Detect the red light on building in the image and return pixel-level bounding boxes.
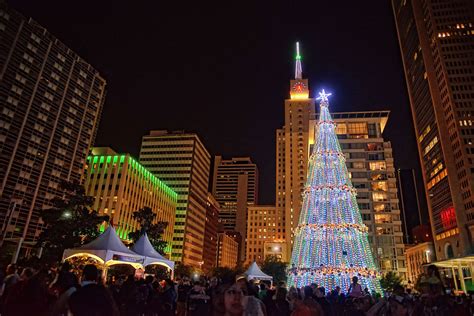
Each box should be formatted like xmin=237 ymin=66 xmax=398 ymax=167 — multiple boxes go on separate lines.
xmin=440 ymin=206 xmax=456 ymax=230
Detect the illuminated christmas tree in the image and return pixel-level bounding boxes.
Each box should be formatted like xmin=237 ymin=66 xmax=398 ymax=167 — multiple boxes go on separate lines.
xmin=287 ymin=90 xmax=381 ymax=293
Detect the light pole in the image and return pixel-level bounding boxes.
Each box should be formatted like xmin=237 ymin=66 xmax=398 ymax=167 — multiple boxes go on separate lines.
xmin=397 ymin=169 xmax=410 ymax=244
xmin=0 ymin=203 xmax=17 ymax=248
xmin=411 ymin=169 xmax=423 ymax=225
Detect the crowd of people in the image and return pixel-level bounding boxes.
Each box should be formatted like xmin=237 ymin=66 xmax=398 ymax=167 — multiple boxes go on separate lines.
xmin=0 ymin=262 xmax=473 ymax=316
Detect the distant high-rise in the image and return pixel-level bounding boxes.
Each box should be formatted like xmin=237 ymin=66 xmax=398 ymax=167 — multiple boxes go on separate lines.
xmin=393 ymin=0 xmax=474 ymax=260
xmin=84 ymin=147 xmax=177 ymax=257
xmin=202 ymin=193 xmax=220 ymax=272
xmin=0 ymin=3 xmax=106 ymax=250
xmin=211 ymin=156 xmax=258 ymax=260
xmin=245 ymin=205 xmax=286 ymax=264
xmin=211 ymin=156 xmax=258 ymax=230
xmin=139 ymin=131 xmax=211 ymax=267
xmin=216 ymin=232 xmax=238 ymax=269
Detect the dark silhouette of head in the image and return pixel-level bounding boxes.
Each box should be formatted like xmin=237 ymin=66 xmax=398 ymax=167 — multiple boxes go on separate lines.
xmin=82 ymin=264 xmax=98 ymax=282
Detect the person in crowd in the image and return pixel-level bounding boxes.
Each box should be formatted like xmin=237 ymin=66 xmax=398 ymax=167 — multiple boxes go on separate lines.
xmin=0 ymin=264 xmax=19 ymax=300
xmin=302 ymin=286 xmax=323 ymax=316
xmin=176 ymin=277 xmax=192 ymax=316
xmin=50 ymin=268 xmax=79 ymax=316
xmin=161 ymin=278 xmax=177 ymax=315
xmin=257 ymin=283 xmax=267 ymax=301
xmin=3 ymin=268 xmax=52 ymax=316
xmin=68 ymin=264 xmax=118 ymax=316
xmin=314 ymin=286 xmax=331 ymax=316
xmin=236 ymin=276 xmax=266 ymax=316
xmin=268 ymin=286 xmax=290 ymax=316
xmin=212 ymin=282 xmax=244 ymax=316
xmin=187 ymin=279 xmax=211 ymax=315
xmin=347 ymin=276 xmax=363 ymax=298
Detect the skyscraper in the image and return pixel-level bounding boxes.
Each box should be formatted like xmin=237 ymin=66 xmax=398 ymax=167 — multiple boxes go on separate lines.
xmin=276 ymin=43 xmax=315 ymax=260
xmin=392 ymin=0 xmax=474 ymax=260
xmin=139 ymin=130 xmax=211 ymax=267
xmin=211 ymin=156 xmax=258 ymax=261
xmin=202 ymin=193 xmax=220 ymax=272
xmin=0 ymin=3 xmax=106 ymax=251
xmin=212 ymin=156 xmax=259 ymax=231
xmin=84 ymin=147 xmax=177 ymax=257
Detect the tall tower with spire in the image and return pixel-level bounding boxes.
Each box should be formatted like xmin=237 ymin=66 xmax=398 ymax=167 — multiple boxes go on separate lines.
xmin=276 ymin=43 xmax=315 ymax=262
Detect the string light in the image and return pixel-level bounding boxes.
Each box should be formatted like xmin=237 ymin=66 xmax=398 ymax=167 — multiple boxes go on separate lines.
xmin=288 ymin=90 xmax=382 ymax=294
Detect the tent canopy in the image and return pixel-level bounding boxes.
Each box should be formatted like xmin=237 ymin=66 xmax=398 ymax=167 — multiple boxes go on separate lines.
xmin=63 ymin=226 xmax=144 ymax=267
xmin=131 ymin=232 xmax=174 ymax=271
xmin=245 ymin=261 xmax=273 ymax=281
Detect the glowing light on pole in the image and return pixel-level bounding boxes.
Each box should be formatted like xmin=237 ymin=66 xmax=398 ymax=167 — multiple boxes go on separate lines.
xmin=295 ymin=42 xmax=303 ymax=79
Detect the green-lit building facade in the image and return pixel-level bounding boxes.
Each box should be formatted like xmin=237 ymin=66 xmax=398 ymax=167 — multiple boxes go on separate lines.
xmin=84 ymin=147 xmax=177 ymax=257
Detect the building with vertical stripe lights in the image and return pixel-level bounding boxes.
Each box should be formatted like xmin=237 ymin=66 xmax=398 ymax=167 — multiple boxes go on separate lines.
xmin=139 ymin=130 xmax=211 ymax=267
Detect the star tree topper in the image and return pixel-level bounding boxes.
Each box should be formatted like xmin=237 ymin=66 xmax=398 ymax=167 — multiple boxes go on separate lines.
xmin=316 ymin=89 xmax=332 ymax=102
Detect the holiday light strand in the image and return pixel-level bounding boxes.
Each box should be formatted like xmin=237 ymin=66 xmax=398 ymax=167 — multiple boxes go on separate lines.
xmin=303 ymin=184 xmax=356 ymax=194
xmin=288 ymin=266 xmax=379 ymax=278
xmin=295 ymin=223 xmax=369 ymax=233
xmin=317 ymin=120 xmax=335 ymax=125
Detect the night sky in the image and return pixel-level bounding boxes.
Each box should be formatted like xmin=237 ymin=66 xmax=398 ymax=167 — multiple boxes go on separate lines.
xmin=10 ymin=0 xmax=427 ymax=235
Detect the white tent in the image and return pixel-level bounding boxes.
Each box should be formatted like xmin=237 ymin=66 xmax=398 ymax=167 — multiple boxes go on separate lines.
xmin=62 ymin=226 xmax=144 ymax=269
xmin=245 ymin=261 xmax=273 ymax=282
xmin=131 ymin=232 xmax=175 ymax=272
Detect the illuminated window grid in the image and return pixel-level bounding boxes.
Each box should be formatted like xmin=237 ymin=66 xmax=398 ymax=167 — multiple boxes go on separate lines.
xmin=139 ymin=132 xmax=211 ymax=266
xmin=435 ymin=227 xmax=460 ymax=241
xmin=246 ymin=206 xmax=281 ymax=264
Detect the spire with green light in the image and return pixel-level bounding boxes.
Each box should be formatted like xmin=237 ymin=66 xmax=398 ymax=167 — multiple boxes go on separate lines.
xmin=295 ymin=42 xmax=303 ymax=79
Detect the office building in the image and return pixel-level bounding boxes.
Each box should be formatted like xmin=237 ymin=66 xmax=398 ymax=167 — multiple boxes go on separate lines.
xmin=405 ymin=241 xmax=435 ymax=284
xmin=392 ymin=0 xmax=474 ymax=261
xmin=217 ymin=232 xmax=238 ymax=269
xmin=84 ymin=147 xmax=177 ymax=256
xmin=139 ymin=130 xmax=211 ymax=267
xmin=202 ymin=193 xmax=220 ymax=272
xmin=246 ymin=205 xmax=286 ymax=264
xmin=276 ymin=43 xmax=315 ymax=263
xmin=0 ymin=3 xmax=106 ymax=252
xmin=212 ymin=156 xmax=258 ymax=261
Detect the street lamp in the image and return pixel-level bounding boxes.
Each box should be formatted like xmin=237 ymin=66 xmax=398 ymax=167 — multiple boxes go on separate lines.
xmin=425 ymin=249 xmax=431 ymax=263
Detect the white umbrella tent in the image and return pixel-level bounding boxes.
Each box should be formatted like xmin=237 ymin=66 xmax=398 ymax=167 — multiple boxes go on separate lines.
xmin=63 ymin=226 xmax=144 ymax=271
xmin=131 ymin=232 xmax=175 ymax=276
xmin=245 ymin=261 xmax=273 ymax=283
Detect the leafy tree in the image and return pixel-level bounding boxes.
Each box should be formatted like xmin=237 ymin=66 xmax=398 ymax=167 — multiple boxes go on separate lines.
xmin=380 ymin=271 xmax=403 ymax=293
xmin=128 ymin=206 xmax=168 ymax=255
xmin=174 ymin=263 xmax=193 ymax=279
xmin=210 ymin=266 xmax=244 ymax=283
xmin=261 ymin=255 xmax=288 ymax=285
xmin=38 ymin=180 xmax=109 ymax=262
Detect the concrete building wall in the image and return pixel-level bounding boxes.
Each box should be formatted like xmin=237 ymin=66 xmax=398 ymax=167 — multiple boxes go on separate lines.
xmin=0 ymin=3 xmax=106 ymax=248
xmin=246 ymin=205 xmax=285 ymax=264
